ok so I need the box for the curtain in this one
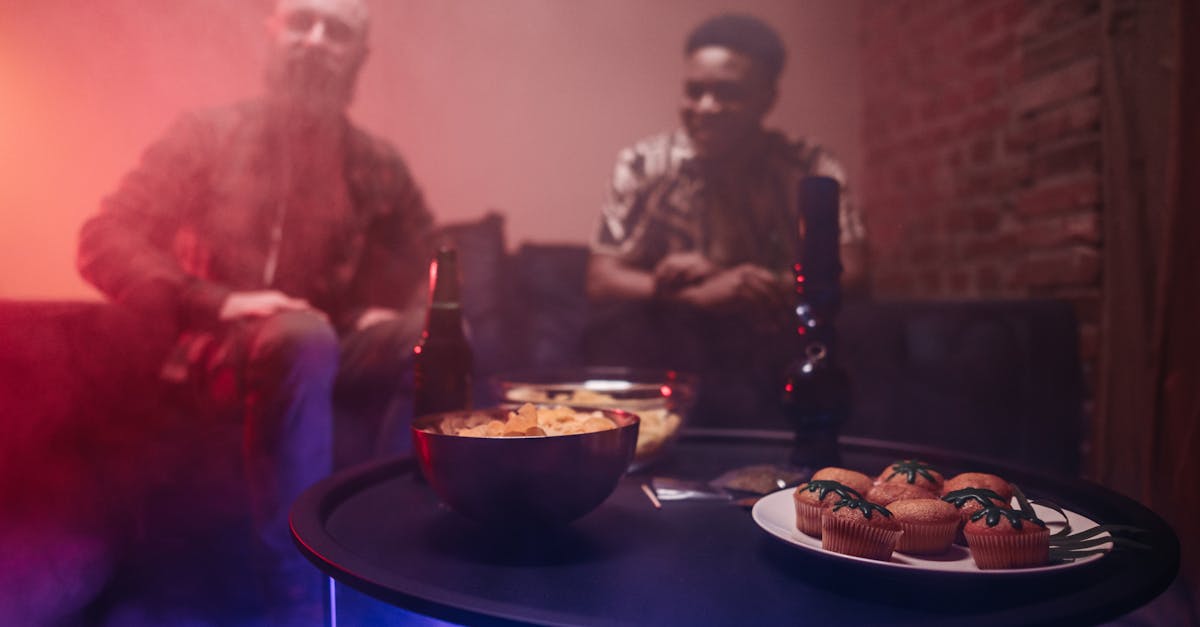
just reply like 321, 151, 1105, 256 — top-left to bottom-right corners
1097, 0, 1199, 618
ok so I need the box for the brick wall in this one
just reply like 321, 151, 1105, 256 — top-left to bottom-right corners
860, 0, 1103, 397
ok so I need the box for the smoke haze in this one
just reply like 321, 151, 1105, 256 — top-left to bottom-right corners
0, 0, 862, 299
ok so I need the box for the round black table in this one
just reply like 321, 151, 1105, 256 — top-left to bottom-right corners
291, 430, 1179, 626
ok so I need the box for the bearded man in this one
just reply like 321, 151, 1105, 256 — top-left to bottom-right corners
77, 0, 431, 619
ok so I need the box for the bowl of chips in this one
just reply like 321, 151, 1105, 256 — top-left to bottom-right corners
411, 404, 639, 527
493, 367, 696, 471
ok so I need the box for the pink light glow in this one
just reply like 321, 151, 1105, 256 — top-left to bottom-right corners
0, 1, 863, 300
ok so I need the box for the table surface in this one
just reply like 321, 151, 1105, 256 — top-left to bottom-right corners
291, 430, 1180, 627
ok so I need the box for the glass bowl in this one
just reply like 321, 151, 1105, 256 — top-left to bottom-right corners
493, 367, 696, 471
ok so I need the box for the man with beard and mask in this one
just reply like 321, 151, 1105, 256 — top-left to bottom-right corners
585, 13, 867, 428
77, 0, 429, 620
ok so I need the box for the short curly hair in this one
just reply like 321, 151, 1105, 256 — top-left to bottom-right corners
684, 13, 786, 83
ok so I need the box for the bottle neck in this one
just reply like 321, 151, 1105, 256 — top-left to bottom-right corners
422, 246, 466, 341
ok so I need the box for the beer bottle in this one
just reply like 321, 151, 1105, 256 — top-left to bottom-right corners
413, 246, 473, 417
781, 176, 851, 472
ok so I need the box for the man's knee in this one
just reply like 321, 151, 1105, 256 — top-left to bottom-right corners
338, 317, 418, 378
355, 316, 420, 353
247, 311, 340, 378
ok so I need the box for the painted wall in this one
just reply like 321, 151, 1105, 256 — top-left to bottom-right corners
0, 0, 861, 299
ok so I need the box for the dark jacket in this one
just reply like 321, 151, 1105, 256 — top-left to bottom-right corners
78, 99, 432, 337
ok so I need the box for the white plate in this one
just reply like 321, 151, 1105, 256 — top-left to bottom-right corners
751, 488, 1111, 574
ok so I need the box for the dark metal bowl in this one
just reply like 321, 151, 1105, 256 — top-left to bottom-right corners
411, 407, 639, 527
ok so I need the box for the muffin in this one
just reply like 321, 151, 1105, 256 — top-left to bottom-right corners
866, 481, 936, 506
793, 480, 862, 537
941, 487, 1010, 530
941, 472, 1013, 504
963, 505, 1050, 569
889, 498, 960, 555
811, 467, 874, 497
876, 460, 945, 493
820, 497, 902, 561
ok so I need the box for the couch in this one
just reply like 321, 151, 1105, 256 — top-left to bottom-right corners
0, 213, 1085, 623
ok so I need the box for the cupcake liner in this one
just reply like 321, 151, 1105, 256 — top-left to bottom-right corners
793, 500, 824, 537
965, 529, 1051, 569
896, 519, 959, 555
821, 515, 901, 561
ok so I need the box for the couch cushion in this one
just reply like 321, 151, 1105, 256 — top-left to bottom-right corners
510, 244, 592, 371
838, 299, 1084, 477
0, 301, 168, 514
493, 246, 1085, 476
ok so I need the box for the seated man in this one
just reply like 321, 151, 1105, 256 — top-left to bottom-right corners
586, 13, 866, 428
76, 0, 430, 619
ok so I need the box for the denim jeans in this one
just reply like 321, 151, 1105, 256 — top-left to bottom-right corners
195, 310, 416, 609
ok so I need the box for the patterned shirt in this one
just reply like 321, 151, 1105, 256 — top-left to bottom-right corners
592, 129, 864, 273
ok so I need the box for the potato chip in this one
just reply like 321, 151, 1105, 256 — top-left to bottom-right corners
436, 403, 617, 438
583, 416, 616, 433
506, 403, 540, 432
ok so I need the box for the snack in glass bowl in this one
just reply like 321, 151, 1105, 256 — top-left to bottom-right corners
494, 367, 696, 470
433, 402, 618, 437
